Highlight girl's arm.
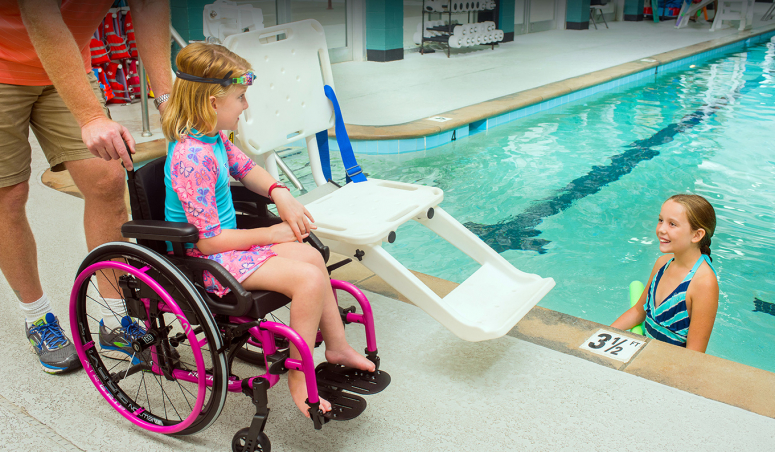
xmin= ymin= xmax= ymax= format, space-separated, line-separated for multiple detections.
xmin=611 ymin=255 xmax=671 ymax=331
xmin=684 ymin=269 xmax=719 ymax=353
xmin=170 ymin=141 xmax=299 ymax=255
xmin=196 ymin=223 xmax=298 ymax=256
xmin=611 ymin=287 xmax=648 ymax=331
xmin=223 ymin=134 xmax=315 ymax=242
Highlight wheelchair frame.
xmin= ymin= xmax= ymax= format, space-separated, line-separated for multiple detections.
xmin=68 ymin=156 xmax=389 ymax=451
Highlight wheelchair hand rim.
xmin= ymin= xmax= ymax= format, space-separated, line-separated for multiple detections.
xmin=70 ymin=260 xmax=207 ymax=434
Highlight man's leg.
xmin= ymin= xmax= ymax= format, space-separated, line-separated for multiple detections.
xmin=64 ymin=157 xmax=127 ymax=255
xmin=0 ymin=181 xmax=43 ymax=304
xmin=65 ymin=157 xmax=129 ymax=327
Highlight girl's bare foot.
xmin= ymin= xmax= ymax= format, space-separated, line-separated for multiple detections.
xmin=288 ymin=370 xmax=331 ymax=417
xmin=325 ymin=346 xmax=376 ymax=372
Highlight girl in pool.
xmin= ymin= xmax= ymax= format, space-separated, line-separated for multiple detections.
xmin=161 ymin=43 xmax=375 ymax=417
xmin=612 ymin=194 xmax=719 ymax=352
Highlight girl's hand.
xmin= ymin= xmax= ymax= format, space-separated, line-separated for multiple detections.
xmin=272 ymin=189 xmax=317 ymax=243
xmin=268 ymin=222 xmax=308 ymax=244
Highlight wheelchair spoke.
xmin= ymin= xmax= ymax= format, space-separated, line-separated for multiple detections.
xmin=74 ymin=245 xmax=228 ymax=434
xmin=175 ymin=380 xmax=194 ymax=412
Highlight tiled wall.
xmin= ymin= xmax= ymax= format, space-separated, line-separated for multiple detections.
xmin=170 ymin=0 xmax=209 ymax=43
xmin=366 ymin=0 xmax=404 ymax=61
xmin=565 ymin=0 xmax=591 ymax=29
xmin=624 ymin=0 xmax=645 ymax=21
xmin=332 ymin=29 xmax=775 ymax=156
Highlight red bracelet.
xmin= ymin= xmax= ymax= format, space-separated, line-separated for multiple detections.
xmin=267 ymin=182 xmax=289 ymax=201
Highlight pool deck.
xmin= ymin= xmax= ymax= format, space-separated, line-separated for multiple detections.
xmin=6 ymin=7 xmax=775 ymax=451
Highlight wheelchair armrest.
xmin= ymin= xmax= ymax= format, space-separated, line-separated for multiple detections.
xmin=305 ymin=233 xmax=330 ymax=263
xmin=175 ymin=256 xmax=254 ymax=317
xmin=122 ymin=220 xmax=199 ymax=243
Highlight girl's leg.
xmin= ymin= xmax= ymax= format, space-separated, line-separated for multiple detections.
xmin=269 ymin=243 xmax=375 ymax=372
xmin=240 ymin=253 xmax=331 ymax=417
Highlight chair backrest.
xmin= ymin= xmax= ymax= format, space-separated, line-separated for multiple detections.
xmin=223 ymin=19 xmax=336 ymax=156
xmin=128 ymin=156 xmax=167 ymax=222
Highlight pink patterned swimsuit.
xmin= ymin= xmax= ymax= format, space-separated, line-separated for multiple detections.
xmin=165 ymin=131 xmax=277 ymax=297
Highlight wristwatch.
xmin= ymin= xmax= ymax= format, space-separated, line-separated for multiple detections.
xmin=154 ymin=93 xmax=170 ymax=110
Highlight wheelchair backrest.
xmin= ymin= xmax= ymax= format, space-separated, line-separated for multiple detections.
xmin=128 ymin=156 xmax=167 ymax=222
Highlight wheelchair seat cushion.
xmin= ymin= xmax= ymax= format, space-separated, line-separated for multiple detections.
xmin=213 ymin=288 xmax=291 ymax=318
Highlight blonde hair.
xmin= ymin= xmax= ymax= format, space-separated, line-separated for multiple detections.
xmin=162 ymin=43 xmax=252 ymax=142
xmin=667 ymin=194 xmax=717 ymax=260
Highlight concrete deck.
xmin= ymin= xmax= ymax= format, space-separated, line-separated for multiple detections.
xmin=5 ymin=7 xmax=775 ymax=451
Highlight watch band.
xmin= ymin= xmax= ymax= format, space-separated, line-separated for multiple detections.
xmin=154 ymin=93 xmax=170 ymax=110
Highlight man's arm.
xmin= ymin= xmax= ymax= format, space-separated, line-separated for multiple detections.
xmin=126 ymin=0 xmax=172 ymax=113
xmin=19 ymin=0 xmax=136 ymax=169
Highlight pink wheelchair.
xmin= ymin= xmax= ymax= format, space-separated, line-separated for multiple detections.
xmin=69 ymin=156 xmax=390 ymax=451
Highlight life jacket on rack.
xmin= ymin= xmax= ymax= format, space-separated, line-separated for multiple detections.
xmin=105 ymin=62 xmax=131 ymax=103
xmin=94 ymin=67 xmax=115 ymax=102
xmin=104 ymin=12 xmax=131 ymax=61
xmin=124 ymin=11 xmax=138 ymax=58
xmin=125 ymin=60 xmax=141 ymax=99
xmin=90 ymin=36 xmax=110 ymax=65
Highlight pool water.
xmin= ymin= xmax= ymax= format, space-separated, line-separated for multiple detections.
xmin=282 ymin=40 xmax=775 ymax=372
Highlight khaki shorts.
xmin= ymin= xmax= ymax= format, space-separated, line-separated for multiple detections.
xmin=0 ymin=72 xmax=110 ymax=188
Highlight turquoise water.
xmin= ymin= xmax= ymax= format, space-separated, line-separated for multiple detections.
xmin=283 ymin=40 xmax=775 ymax=372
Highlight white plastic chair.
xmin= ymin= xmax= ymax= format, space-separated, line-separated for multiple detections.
xmin=223 ymin=20 xmax=555 ymax=342
xmin=710 ymin=0 xmax=754 ymax=31
xmin=674 ymin=0 xmax=715 ymax=29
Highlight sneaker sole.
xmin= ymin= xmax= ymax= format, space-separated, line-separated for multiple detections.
xmin=100 ymin=344 xmax=143 ymax=365
xmin=29 ymin=344 xmax=82 ymax=374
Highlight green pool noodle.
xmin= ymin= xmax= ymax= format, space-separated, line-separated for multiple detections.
xmin=629 ymin=281 xmax=645 ymax=335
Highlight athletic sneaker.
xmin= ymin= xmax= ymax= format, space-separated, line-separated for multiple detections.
xmin=99 ymin=316 xmax=179 ymax=365
xmin=26 ymin=312 xmax=82 ymax=374
xmin=99 ymin=316 xmax=151 ymax=365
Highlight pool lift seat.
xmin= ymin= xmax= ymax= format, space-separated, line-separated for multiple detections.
xmin=223 ymin=20 xmax=555 ymax=342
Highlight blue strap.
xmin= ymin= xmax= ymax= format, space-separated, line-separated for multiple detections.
xmin=321 ymin=85 xmax=367 ymax=183
xmin=315 ymin=130 xmax=332 ymax=182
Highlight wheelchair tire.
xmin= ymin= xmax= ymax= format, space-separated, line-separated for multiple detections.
xmin=70 ymin=242 xmax=228 ymax=436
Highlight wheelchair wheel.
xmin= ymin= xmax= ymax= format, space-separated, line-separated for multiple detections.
xmin=70 ymin=242 xmax=228 ymax=435
xmin=232 ymin=428 xmax=271 ymax=452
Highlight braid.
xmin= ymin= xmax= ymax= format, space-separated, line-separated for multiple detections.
xmin=700 ymin=237 xmax=712 ymax=261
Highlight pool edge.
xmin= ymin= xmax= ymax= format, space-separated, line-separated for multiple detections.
xmin=326 ymin=252 xmax=775 ymax=420
xmin=331 ymin=22 xmax=775 ymax=155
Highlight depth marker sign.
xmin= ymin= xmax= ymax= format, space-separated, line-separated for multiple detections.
xmin=579 ymin=329 xmax=645 ymax=363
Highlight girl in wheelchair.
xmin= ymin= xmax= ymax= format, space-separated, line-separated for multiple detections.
xmin=160 ymin=42 xmax=375 ymax=418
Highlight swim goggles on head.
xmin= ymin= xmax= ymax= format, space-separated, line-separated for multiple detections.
xmin=175 ymin=70 xmax=255 ymax=87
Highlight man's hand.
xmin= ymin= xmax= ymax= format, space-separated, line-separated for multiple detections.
xmin=81 ymin=117 xmax=137 ymax=170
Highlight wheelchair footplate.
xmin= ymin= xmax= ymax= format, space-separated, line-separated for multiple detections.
xmin=317 ymin=386 xmax=367 ymax=421
xmin=315 ymin=362 xmax=391 ymax=396
xmin=313 ymin=362 xmax=391 ymax=423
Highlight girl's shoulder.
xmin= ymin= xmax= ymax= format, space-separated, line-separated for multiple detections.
xmin=652 ymin=254 xmax=673 ymax=272
xmin=171 ymin=135 xmax=217 ymax=160
xmin=693 ymin=260 xmax=719 ymax=288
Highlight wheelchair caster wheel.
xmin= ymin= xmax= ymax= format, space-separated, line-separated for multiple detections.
xmin=232 ymin=428 xmax=271 ymax=452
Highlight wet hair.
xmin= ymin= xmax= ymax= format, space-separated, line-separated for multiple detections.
xmin=667 ymin=194 xmax=716 ymax=260
xmin=161 ymin=43 xmax=252 ymax=142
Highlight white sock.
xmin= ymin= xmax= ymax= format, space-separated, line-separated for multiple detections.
xmin=20 ymin=293 xmax=53 ymax=328
xmin=101 ymin=298 xmax=128 ymax=330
